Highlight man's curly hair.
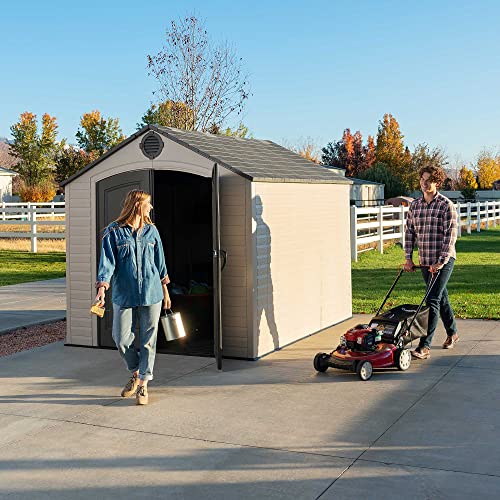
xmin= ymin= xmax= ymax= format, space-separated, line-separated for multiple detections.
xmin=419 ymin=165 xmax=447 ymax=188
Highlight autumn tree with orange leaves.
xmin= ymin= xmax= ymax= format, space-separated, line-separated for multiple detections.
xmin=76 ymin=110 xmax=125 ymax=156
xmin=321 ymin=129 xmax=376 ymax=176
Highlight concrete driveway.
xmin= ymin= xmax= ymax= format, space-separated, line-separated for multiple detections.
xmin=0 ymin=315 xmax=499 ymax=499
xmin=0 ymin=278 xmax=66 ymax=334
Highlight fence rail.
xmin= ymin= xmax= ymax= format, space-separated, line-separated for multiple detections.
xmin=0 ymin=202 xmax=65 ymax=253
xmin=351 ymin=200 xmax=500 ymax=261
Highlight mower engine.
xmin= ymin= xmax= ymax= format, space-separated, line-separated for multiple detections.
xmin=342 ymin=325 xmax=378 ymax=352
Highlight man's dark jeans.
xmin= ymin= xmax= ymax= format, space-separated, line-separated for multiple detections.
xmin=419 ymin=258 xmax=458 ymax=349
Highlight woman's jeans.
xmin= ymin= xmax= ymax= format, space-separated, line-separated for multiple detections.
xmin=419 ymin=258 xmax=458 ymax=349
xmin=112 ymin=301 xmax=162 ymax=381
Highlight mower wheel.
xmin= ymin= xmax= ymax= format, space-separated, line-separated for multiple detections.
xmin=356 ymin=360 xmax=373 ymax=381
xmin=395 ymin=348 xmax=412 ymax=371
xmin=313 ymin=353 xmax=330 ymax=373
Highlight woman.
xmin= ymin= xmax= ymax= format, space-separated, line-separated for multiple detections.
xmin=94 ymin=190 xmax=171 ymax=405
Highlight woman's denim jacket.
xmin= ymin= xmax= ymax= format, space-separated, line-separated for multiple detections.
xmin=95 ymin=222 xmax=169 ymax=307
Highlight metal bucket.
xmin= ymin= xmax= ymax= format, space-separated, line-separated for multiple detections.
xmin=160 ymin=309 xmax=187 ymax=342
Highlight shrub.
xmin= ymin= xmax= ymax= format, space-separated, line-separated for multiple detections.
xmin=18 ymin=179 xmax=57 ymax=202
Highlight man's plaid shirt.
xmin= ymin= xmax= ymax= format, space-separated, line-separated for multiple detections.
xmin=404 ymin=192 xmax=458 ymax=266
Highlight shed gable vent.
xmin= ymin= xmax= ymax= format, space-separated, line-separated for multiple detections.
xmin=140 ymin=131 xmax=164 ymax=159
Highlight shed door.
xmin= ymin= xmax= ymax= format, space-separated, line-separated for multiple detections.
xmin=96 ymin=170 xmax=153 ymax=347
xmin=212 ymin=163 xmax=223 ymax=370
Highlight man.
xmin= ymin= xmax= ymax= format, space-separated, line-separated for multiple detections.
xmin=403 ymin=166 xmax=459 ymax=359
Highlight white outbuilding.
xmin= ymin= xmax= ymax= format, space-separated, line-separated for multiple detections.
xmin=0 ymin=167 xmax=17 ymax=201
xmin=61 ymin=126 xmax=353 ymax=367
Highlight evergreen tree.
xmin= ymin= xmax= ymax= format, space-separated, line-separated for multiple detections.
xmin=358 ymin=162 xmax=408 ymax=199
xmin=456 ymin=165 xmax=478 ymax=200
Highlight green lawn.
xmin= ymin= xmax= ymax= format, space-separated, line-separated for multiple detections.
xmin=0 ymin=251 xmax=66 ymax=286
xmin=352 ymin=226 xmax=500 ymax=320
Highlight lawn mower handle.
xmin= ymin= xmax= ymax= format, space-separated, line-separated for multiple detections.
xmin=375 ymin=266 xmax=440 ymax=318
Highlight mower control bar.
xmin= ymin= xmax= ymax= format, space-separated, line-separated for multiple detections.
xmin=375 ymin=265 xmax=440 ymax=319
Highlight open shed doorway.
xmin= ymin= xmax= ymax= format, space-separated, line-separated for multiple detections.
xmin=153 ymin=170 xmax=214 ymax=357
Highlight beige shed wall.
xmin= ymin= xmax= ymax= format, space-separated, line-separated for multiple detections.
xmin=251 ymin=182 xmax=352 ymax=358
xmin=65 ymin=132 xmax=250 ymax=357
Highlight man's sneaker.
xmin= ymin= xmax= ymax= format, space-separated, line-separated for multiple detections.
xmin=121 ymin=374 xmax=139 ymax=398
xmin=443 ymin=334 xmax=460 ymax=349
xmin=411 ymin=346 xmax=431 ymax=359
xmin=136 ymin=385 xmax=148 ymax=406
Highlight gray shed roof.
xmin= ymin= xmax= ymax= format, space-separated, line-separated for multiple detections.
xmin=62 ymin=125 xmax=352 ymax=186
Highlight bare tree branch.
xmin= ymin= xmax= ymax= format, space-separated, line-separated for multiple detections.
xmin=147 ymin=15 xmax=250 ymax=131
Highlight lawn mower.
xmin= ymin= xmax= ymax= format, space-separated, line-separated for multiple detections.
xmin=314 ymin=266 xmax=440 ymax=381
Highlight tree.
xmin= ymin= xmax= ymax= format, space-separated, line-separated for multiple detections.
xmin=220 ymin=123 xmax=250 ymax=139
xmin=137 ymin=100 xmax=195 ymax=130
xmin=54 ymin=146 xmax=97 ymax=183
xmin=409 ymin=143 xmax=449 ymax=191
xmin=147 ymin=15 xmax=250 ymax=132
xmin=476 ymin=151 xmax=500 ymax=189
xmin=321 ymin=129 xmax=375 ymax=176
xmin=207 ymin=122 xmax=251 ymax=138
xmin=285 ymin=137 xmax=321 ymax=163
xmin=456 ymin=165 xmax=478 ymax=200
xmin=365 ymin=135 xmax=376 ymax=171
xmin=296 ymin=143 xmax=320 ymax=164
xmin=76 ymin=110 xmax=125 ymax=156
xmin=375 ymin=113 xmax=410 ymax=183
xmin=9 ymin=112 xmax=59 ymax=186
xmin=358 ymin=162 xmax=408 ymax=199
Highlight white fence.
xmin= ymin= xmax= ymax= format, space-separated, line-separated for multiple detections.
xmin=351 ymin=200 xmax=500 ymax=261
xmin=0 ymin=202 xmax=65 ymax=253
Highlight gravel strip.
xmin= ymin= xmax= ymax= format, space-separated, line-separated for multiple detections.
xmin=0 ymin=320 xmax=66 ymax=357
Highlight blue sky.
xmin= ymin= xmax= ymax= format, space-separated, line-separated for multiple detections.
xmin=1 ymin=0 xmax=499 ymax=166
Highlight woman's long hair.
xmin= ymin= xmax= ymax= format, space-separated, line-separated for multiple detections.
xmin=115 ymin=190 xmax=153 ymax=228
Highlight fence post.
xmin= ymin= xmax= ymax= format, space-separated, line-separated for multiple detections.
xmin=494 ymin=201 xmax=498 ymax=228
xmin=377 ymin=206 xmax=384 ymax=254
xmin=476 ymin=201 xmax=481 ymax=232
xmin=31 ymin=207 xmax=37 ymax=253
xmin=350 ymin=205 xmax=358 ymax=262
xmin=456 ymin=202 xmax=461 ymax=238
xmin=484 ymin=201 xmax=489 ymax=230
xmin=400 ymin=205 xmax=406 ymax=247
xmin=51 ymin=201 xmax=55 ymax=218
xmin=467 ymin=202 xmax=471 ymax=234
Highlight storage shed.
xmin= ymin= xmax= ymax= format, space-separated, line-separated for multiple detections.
xmin=61 ymin=125 xmax=353 ymax=367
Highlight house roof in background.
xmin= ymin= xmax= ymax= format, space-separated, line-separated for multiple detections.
xmin=0 ymin=166 xmax=17 ymax=176
xmin=0 ymin=141 xmax=18 ymax=170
